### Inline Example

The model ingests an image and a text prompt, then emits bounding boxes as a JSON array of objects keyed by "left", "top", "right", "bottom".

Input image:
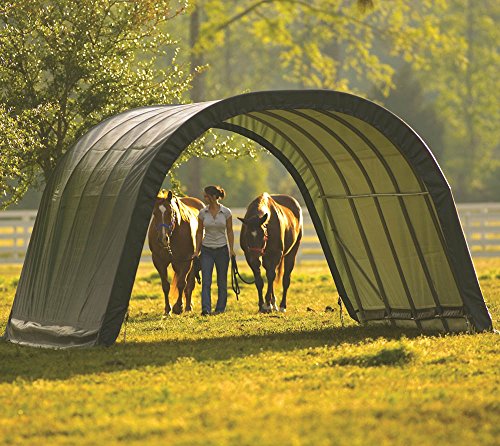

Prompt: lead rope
[
  {"left": 231, "top": 255, "right": 240, "bottom": 300},
  {"left": 231, "top": 255, "right": 255, "bottom": 300},
  {"left": 338, "top": 297, "right": 345, "bottom": 328}
]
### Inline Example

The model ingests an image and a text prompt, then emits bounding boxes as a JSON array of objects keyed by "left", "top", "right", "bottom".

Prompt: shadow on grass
[
  {"left": 325, "top": 346, "right": 414, "bottom": 368},
  {"left": 0, "top": 324, "right": 426, "bottom": 383}
]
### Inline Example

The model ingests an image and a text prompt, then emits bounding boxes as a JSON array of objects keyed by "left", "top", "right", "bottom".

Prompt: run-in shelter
[{"left": 4, "top": 90, "right": 493, "bottom": 348}]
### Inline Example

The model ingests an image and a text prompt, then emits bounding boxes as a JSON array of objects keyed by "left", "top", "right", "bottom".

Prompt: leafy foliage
[
  {"left": 179, "top": 0, "right": 498, "bottom": 201},
  {"left": 185, "top": 0, "right": 449, "bottom": 97},
  {"left": 413, "top": 0, "right": 500, "bottom": 200},
  {"left": 372, "top": 63, "right": 446, "bottom": 162},
  {"left": 0, "top": 107, "right": 42, "bottom": 207},
  {"left": 1, "top": 0, "right": 497, "bottom": 206},
  {"left": 0, "top": 0, "right": 192, "bottom": 208}
]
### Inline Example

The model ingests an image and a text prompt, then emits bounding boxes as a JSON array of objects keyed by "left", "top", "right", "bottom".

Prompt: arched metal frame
[{"left": 4, "top": 91, "right": 492, "bottom": 348}]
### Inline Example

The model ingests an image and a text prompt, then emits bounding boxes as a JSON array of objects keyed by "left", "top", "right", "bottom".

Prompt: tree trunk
[
  {"left": 186, "top": 5, "right": 205, "bottom": 197},
  {"left": 459, "top": 0, "right": 477, "bottom": 201},
  {"left": 225, "top": 26, "right": 233, "bottom": 92}
]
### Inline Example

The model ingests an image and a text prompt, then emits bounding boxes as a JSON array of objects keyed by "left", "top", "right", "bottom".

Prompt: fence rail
[
  {"left": 1, "top": 203, "right": 499, "bottom": 264},
  {"left": 457, "top": 203, "right": 500, "bottom": 257}
]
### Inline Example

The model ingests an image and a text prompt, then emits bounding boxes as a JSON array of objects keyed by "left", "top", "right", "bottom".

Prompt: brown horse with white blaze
[
  {"left": 238, "top": 193, "right": 303, "bottom": 312},
  {"left": 148, "top": 190, "right": 204, "bottom": 316}
]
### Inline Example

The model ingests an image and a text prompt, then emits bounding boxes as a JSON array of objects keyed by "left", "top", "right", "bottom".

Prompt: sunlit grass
[{"left": 0, "top": 259, "right": 499, "bottom": 446}]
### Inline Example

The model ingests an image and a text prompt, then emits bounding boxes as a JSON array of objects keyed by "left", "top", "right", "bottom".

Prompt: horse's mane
[
  {"left": 245, "top": 192, "right": 272, "bottom": 222},
  {"left": 175, "top": 198, "right": 198, "bottom": 222},
  {"left": 157, "top": 189, "right": 197, "bottom": 223}
]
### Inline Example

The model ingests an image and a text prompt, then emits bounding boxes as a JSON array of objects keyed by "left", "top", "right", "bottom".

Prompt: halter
[
  {"left": 156, "top": 221, "right": 175, "bottom": 237},
  {"left": 152, "top": 199, "right": 199, "bottom": 278},
  {"left": 247, "top": 226, "right": 269, "bottom": 256},
  {"left": 156, "top": 204, "right": 176, "bottom": 256}
]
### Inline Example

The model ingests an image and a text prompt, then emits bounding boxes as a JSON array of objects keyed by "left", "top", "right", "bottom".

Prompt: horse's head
[
  {"left": 238, "top": 213, "right": 269, "bottom": 257},
  {"left": 152, "top": 190, "right": 181, "bottom": 252}
]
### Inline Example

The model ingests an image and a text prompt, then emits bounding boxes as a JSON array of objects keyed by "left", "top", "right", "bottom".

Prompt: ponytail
[{"left": 204, "top": 185, "right": 225, "bottom": 200}]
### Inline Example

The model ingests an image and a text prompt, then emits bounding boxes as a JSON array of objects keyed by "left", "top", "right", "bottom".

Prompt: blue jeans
[{"left": 200, "top": 245, "right": 230, "bottom": 313}]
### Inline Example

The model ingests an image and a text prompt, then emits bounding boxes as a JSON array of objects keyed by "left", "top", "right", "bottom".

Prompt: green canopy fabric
[{"left": 4, "top": 90, "right": 492, "bottom": 348}]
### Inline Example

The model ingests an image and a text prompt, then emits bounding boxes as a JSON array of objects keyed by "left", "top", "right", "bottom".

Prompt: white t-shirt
[{"left": 198, "top": 205, "right": 232, "bottom": 248}]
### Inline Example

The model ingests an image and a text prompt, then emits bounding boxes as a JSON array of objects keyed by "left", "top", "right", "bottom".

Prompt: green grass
[{"left": 0, "top": 259, "right": 499, "bottom": 446}]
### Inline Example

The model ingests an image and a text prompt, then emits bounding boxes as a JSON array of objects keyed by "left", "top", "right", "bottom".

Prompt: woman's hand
[{"left": 229, "top": 248, "right": 235, "bottom": 257}]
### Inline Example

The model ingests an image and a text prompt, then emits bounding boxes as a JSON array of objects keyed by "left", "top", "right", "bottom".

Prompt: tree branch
[
  {"left": 210, "top": 0, "right": 274, "bottom": 34},
  {"left": 200, "top": 0, "right": 385, "bottom": 41}
]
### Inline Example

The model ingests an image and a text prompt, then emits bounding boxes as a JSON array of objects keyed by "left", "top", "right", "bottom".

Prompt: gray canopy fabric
[{"left": 4, "top": 90, "right": 492, "bottom": 348}]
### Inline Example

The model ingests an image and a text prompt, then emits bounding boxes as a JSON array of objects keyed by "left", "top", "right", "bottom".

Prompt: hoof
[
  {"left": 185, "top": 306, "right": 193, "bottom": 313},
  {"left": 162, "top": 311, "right": 171, "bottom": 319},
  {"left": 259, "top": 304, "right": 272, "bottom": 313},
  {"left": 172, "top": 304, "right": 183, "bottom": 315},
  {"left": 279, "top": 307, "right": 286, "bottom": 313}
]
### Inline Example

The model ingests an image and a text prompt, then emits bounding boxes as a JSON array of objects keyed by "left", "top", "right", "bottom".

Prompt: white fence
[
  {"left": 0, "top": 211, "right": 37, "bottom": 264},
  {"left": 457, "top": 203, "right": 500, "bottom": 258},
  {"left": 1, "top": 203, "right": 499, "bottom": 264}
]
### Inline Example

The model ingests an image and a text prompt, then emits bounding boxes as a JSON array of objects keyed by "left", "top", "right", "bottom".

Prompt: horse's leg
[
  {"left": 184, "top": 262, "right": 196, "bottom": 312},
  {"left": 268, "top": 267, "right": 278, "bottom": 312},
  {"left": 171, "top": 261, "right": 189, "bottom": 314},
  {"left": 270, "top": 288, "right": 277, "bottom": 311},
  {"left": 280, "top": 241, "right": 300, "bottom": 312},
  {"left": 246, "top": 254, "right": 265, "bottom": 311},
  {"left": 153, "top": 255, "right": 171, "bottom": 316},
  {"left": 262, "top": 255, "right": 281, "bottom": 312}
]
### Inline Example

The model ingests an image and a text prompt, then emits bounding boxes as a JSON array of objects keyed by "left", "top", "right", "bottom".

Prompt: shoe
[{"left": 201, "top": 311, "right": 211, "bottom": 316}]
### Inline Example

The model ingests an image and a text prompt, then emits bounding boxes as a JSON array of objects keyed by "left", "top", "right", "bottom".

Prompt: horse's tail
[
  {"left": 275, "top": 256, "right": 285, "bottom": 287},
  {"left": 169, "top": 271, "right": 179, "bottom": 298}
]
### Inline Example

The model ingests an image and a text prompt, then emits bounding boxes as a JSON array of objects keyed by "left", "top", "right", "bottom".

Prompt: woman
[{"left": 194, "top": 185, "right": 235, "bottom": 316}]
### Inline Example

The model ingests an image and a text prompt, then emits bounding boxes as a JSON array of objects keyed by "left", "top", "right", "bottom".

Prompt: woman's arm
[
  {"left": 226, "top": 216, "right": 235, "bottom": 257},
  {"left": 195, "top": 218, "right": 204, "bottom": 257}
]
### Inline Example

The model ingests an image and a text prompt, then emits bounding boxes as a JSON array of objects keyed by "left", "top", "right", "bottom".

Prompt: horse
[
  {"left": 148, "top": 189, "right": 204, "bottom": 316},
  {"left": 238, "top": 193, "right": 303, "bottom": 313}
]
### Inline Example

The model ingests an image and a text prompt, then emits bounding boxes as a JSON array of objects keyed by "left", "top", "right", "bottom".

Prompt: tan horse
[
  {"left": 238, "top": 193, "right": 303, "bottom": 312},
  {"left": 148, "top": 190, "right": 204, "bottom": 316}
]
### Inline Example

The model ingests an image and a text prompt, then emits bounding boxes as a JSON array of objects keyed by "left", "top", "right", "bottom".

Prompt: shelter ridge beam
[{"left": 320, "top": 192, "right": 430, "bottom": 199}]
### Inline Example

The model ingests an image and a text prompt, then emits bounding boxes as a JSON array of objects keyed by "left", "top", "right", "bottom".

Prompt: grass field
[{"left": 0, "top": 259, "right": 499, "bottom": 446}]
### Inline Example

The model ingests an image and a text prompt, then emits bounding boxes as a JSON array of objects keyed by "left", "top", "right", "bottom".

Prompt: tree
[
  {"left": 5, "top": 1, "right": 494, "bottom": 206},
  {"left": 174, "top": 139, "right": 302, "bottom": 207},
  {"left": 0, "top": 107, "right": 42, "bottom": 206},
  {"left": 168, "top": 0, "right": 460, "bottom": 197},
  {"left": 0, "top": 0, "right": 192, "bottom": 208},
  {"left": 372, "top": 63, "right": 446, "bottom": 162},
  {"left": 182, "top": 1, "right": 499, "bottom": 202},
  {"left": 184, "top": 0, "right": 451, "bottom": 97},
  {"left": 196, "top": 155, "right": 270, "bottom": 207},
  {"left": 172, "top": 0, "right": 383, "bottom": 194},
  {"left": 411, "top": 0, "right": 499, "bottom": 200}
]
